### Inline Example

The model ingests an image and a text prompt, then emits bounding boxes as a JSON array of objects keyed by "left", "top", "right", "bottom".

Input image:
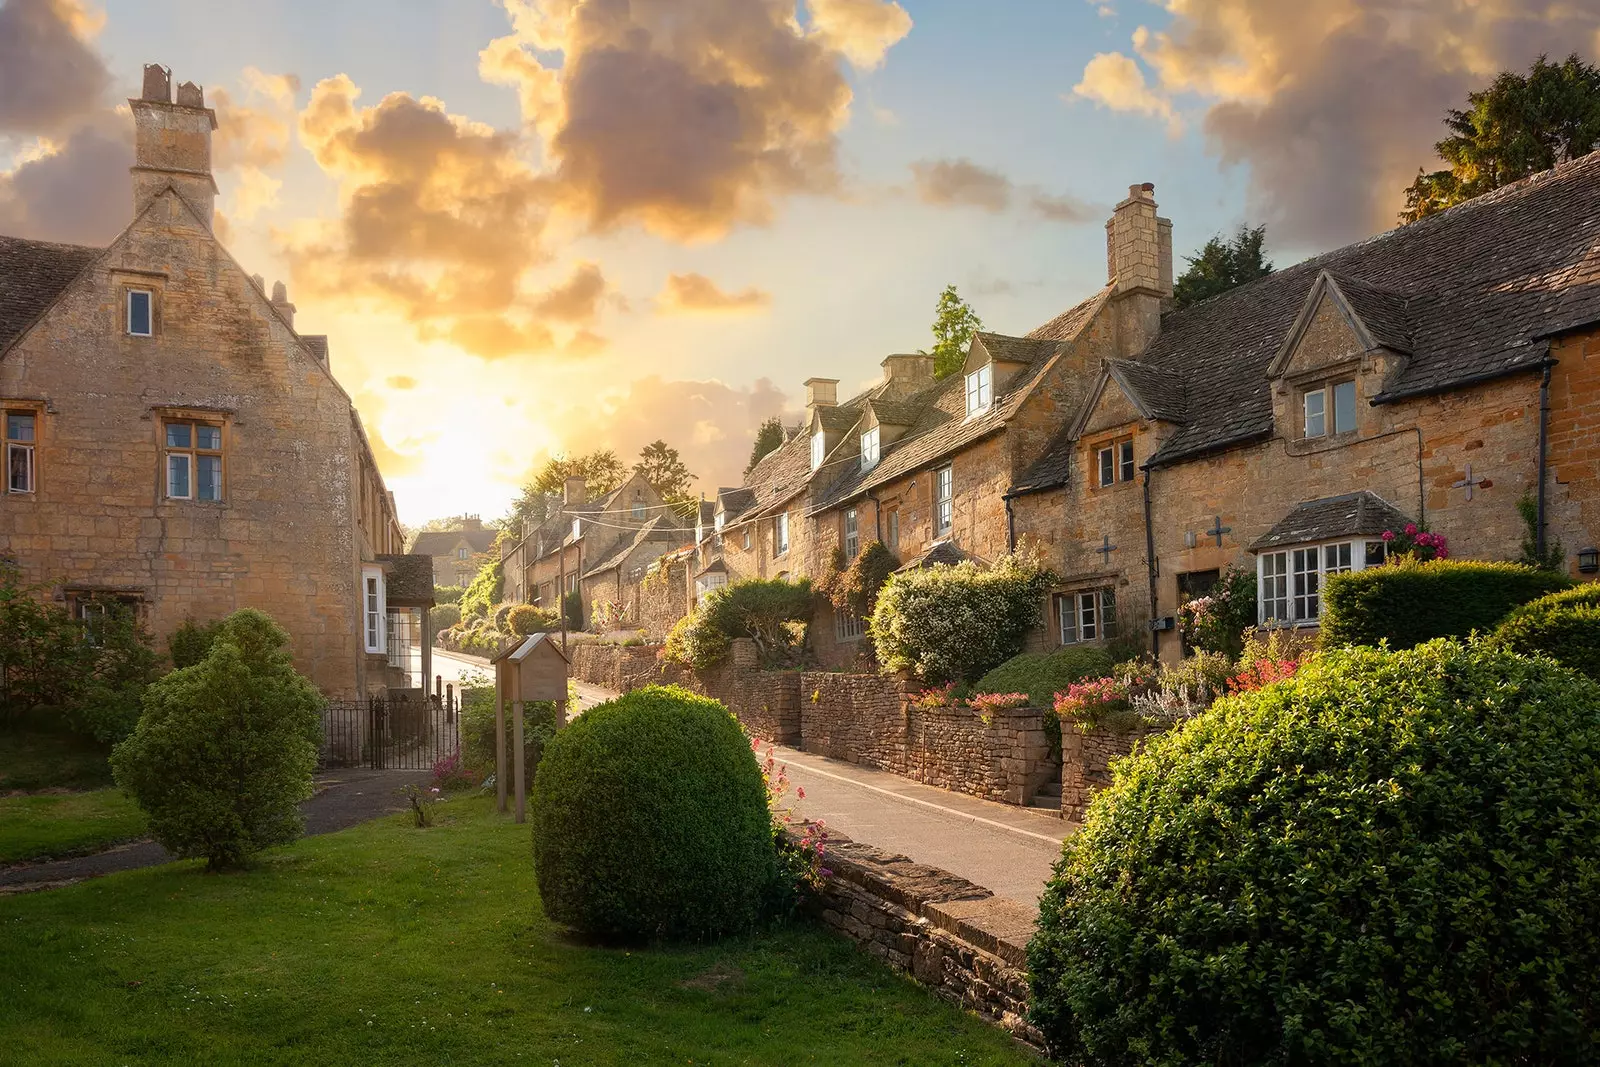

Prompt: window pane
[
  {"left": 6, "top": 413, "right": 34, "bottom": 442},
  {"left": 197, "top": 455, "right": 222, "bottom": 501},
  {"left": 128, "top": 290, "right": 152, "bottom": 335},
  {"left": 1365, "top": 541, "right": 1386, "bottom": 567},
  {"left": 1080, "top": 593, "right": 1098, "bottom": 641},
  {"left": 1292, "top": 547, "right": 1320, "bottom": 620},
  {"left": 165, "top": 422, "right": 191, "bottom": 448},
  {"left": 1260, "top": 552, "right": 1289, "bottom": 623},
  {"left": 1333, "top": 380, "right": 1357, "bottom": 433},
  {"left": 1304, "top": 390, "right": 1326, "bottom": 438},
  {"left": 887, "top": 511, "right": 899, "bottom": 547},
  {"left": 1119, "top": 440, "right": 1135, "bottom": 482},
  {"left": 1324, "top": 542, "right": 1352, "bottom": 574},
  {"left": 196, "top": 424, "right": 222, "bottom": 450},
  {"left": 1098, "top": 448, "right": 1114, "bottom": 486},
  {"left": 167, "top": 454, "right": 190, "bottom": 498},
  {"left": 1057, "top": 594, "right": 1077, "bottom": 644},
  {"left": 7, "top": 443, "right": 31, "bottom": 492}
]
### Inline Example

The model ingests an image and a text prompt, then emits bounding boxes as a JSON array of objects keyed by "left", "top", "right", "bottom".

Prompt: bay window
[{"left": 1257, "top": 539, "right": 1382, "bottom": 625}]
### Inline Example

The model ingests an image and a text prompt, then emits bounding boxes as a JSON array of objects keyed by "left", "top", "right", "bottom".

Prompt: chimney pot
[
  {"left": 563, "top": 476, "right": 587, "bottom": 506},
  {"left": 803, "top": 377, "right": 839, "bottom": 411},
  {"left": 251, "top": 274, "right": 265, "bottom": 291},
  {"left": 142, "top": 64, "right": 172, "bottom": 103},
  {"left": 271, "top": 280, "right": 287, "bottom": 303},
  {"left": 175, "top": 81, "right": 204, "bottom": 108}
]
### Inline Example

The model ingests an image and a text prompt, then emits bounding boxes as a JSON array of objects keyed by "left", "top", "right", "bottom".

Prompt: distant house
[
  {"left": 410, "top": 516, "right": 498, "bottom": 587},
  {"left": 0, "top": 64, "right": 432, "bottom": 699}
]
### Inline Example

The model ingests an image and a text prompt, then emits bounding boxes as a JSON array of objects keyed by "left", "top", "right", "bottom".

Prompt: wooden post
[
  {"left": 558, "top": 531, "right": 568, "bottom": 657},
  {"left": 513, "top": 699, "right": 527, "bottom": 824},
  {"left": 494, "top": 684, "right": 508, "bottom": 814}
]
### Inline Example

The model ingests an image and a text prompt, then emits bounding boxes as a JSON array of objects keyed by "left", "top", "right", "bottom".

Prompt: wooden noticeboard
[{"left": 489, "top": 633, "right": 570, "bottom": 823}]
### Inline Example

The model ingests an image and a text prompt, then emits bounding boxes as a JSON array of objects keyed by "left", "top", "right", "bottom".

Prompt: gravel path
[{"left": 0, "top": 768, "right": 428, "bottom": 893}]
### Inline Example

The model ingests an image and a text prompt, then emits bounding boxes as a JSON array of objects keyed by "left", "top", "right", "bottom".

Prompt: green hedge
[
  {"left": 662, "top": 578, "right": 813, "bottom": 670},
  {"left": 529, "top": 686, "right": 776, "bottom": 942},
  {"left": 1494, "top": 583, "right": 1600, "bottom": 681},
  {"left": 1320, "top": 558, "right": 1570, "bottom": 649},
  {"left": 1028, "top": 639, "right": 1600, "bottom": 1063},
  {"left": 973, "top": 647, "right": 1114, "bottom": 709}
]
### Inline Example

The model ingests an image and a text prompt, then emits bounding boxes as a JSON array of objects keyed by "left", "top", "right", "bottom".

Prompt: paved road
[{"left": 0, "top": 768, "right": 429, "bottom": 893}]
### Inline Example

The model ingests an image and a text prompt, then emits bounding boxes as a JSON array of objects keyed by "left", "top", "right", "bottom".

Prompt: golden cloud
[
  {"left": 910, "top": 158, "right": 1098, "bottom": 222},
  {"left": 807, "top": 0, "right": 914, "bottom": 70},
  {"left": 1074, "top": 0, "right": 1600, "bottom": 244},
  {"left": 656, "top": 272, "right": 773, "bottom": 315},
  {"left": 0, "top": 0, "right": 109, "bottom": 136}
]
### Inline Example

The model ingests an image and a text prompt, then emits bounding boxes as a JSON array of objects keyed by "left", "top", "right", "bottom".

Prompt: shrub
[
  {"left": 1493, "top": 583, "right": 1600, "bottom": 681},
  {"left": 1028, "top": 640, "right": 1600, "bottom": 1064},
  {"left": 67, "top": 599, "right": 162, "bottom": 744},
  {"left": 506, "top": 604, "right": 559, "bottom": 636},
  {"left": 871, "top": 551, "right": 1057, "bottom": 683},
  {"left": 1516, "top": 493, "right": 1565, "bottom": 571},
  {"left": 493, "top": 603, "right": 515, "bottom": 632},
  {"left": 530, "top": 686, "right": 777, "bottom": 942},
  {"left": 460, "top": 557, "right": 504, "bottom": 620},
  {"left": 1321, "top": 558, "right": 1570, "bottom": 649},
  {"left": 110, "top": 609, "right": 324, "bottom": 870},
  {"left": 822, "top": 541, "right": 900, "bottom": 618},
  {"left": 434, "top": 584, "right": 466, "bottom": 605},
  {"left": 429, "top": 603, "right": 461, "bottom": 632},
  {"left": 974, "top": 647, "right": 1114, "bottom": 709},
  {"left": 662, "top": 578, "right": 814, "bottom": 670},
  {"left": 1178, "top": 564, "right": 1257, "bottom": 659},
  {"left": 168, "top": 617, "right": 223, "bottom": 669},
  {"left": 458, "top": 681, "right": 562, "bottom": 786},
  {"left": 562, "top": 590, "right": 584, "bottom": 632}
]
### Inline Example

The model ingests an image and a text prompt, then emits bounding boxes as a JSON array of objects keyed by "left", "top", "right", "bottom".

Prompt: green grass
[
  {"left": 0, "top": 723, "right": 115, "bottom": 792},
  {"left": 0, "top": 788, "right": 148, "bottom": 863},
  {"left": 0, "top": 796, "right": 1039, "bottom": 1066}
]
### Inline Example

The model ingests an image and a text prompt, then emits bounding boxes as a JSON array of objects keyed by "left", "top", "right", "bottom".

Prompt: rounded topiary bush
[
  {"left": 1493, "top": 583, "right": 1600, "bottom": 681},
  {"left": 1028, "top": 640, "right": 1600, "bottom": 1065},
  {"left": 506, "top": 604, "right": 558, "bottom": 637},
  {"left": 530, "top": 685, "right": 776, "bottom": 942}
]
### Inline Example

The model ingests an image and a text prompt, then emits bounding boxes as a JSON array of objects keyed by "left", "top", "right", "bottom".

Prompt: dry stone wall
[{"left": 1060, "top": 720, "right": 1163, "bottom": 822}]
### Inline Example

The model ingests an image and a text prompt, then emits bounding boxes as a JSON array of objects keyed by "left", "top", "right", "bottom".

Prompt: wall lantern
[{"left": 1579, "top": 547, "right": 1599, "bottom": 575}]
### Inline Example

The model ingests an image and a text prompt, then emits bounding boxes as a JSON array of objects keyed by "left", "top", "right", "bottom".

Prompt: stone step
[{"left": 1029, "top": 792, "right": 1061, "bottom": 811}]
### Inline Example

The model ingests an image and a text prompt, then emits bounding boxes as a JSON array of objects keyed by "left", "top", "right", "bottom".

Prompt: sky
[{"left": 3, "top": 0, "right": 1597, "bottom": 527}]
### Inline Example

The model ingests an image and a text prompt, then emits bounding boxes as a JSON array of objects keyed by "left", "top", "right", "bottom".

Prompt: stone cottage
[
  {"left": 410, "top": 515, "right": 498, "bottom": 587},
  {"left": 0, "top": 64, "right": 431, "bottom": 700}
]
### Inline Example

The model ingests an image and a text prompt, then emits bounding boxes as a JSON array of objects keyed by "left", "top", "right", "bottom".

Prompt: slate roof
[
  {"left": 814, "top": 404, "right": 863, "bottom": 434},
  {"left": 411, "top": 526, "right": 498, "bottom": 556},
  {"left": 376, "top": 553, "right": 437, "bottom": 606},
  {"left": 865, "top": 398, "right": 922, "bottom": 426},
  {"left": 895, "top": 539, "right": 968, "bottom": 571},
  {"left": 1107, "top": 359, "right": 1187, "bottom": 422},
  {"left": 0, "top": 235, "right": 101, "bottom": 351},
  {"left": 717, "top": 486, "right": 755, "bottom": 519},
  {"left": 582, "top": 517, "right": 683, "bottom": 578},
  {"left": 1250, "top": 492, "right": 1413, "bottom": 550},
  {"left": 1134, "top": 150, "right": 1600, "bottom": 466},
  {"left": 809, "top": 285, "right": 1114, "bottom": 513},
  {"left": 975, "top": 332, "right": 1059, "bottom": 366}
]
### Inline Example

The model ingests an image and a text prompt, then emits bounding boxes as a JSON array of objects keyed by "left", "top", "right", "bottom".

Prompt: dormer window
[
  {"left": 1303, "top": 380, "right": 1357, "bottom": 439},
  {"left": 127, "top": 289, "right": 154, "bottom": 337},
  {"left": 965, "top": 365, "right": 992, "bottom": 416},
  {"left": 1095, "top": 437, "right": 1135, "bottom": 488},
  {"left": 810, "top": 429, "right": 825, "bottom": 471},
  {"left": 860, "top": 427, "right": 879, "bottom": 471},
  {"left": 571, "top": 518, "right": 582, "bottom": 540}
]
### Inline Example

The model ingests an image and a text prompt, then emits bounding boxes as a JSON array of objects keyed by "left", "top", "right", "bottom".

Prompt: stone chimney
[
  {"left": 270, "top": 281, "right": 296, "bottom": 329},
  {"left": 1105, "top": 182, "right": 1173, "bottom": 357},
  {"left": 563, "top": 476, "right": 587, "bottom": 506},
  {"left": 879, "top": 354, "right": 935, "bottom": 400},
  {"left": 130, "top": 64, "right": 218, "bottom": 228},
  {"left": 462, "top": 514, "right": 482, "bottom": 530},
  {"left": 804, "top": 377, "right": 839, "bottom": 420}
]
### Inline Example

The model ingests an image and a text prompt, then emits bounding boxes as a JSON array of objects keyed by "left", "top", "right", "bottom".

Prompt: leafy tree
[
  {"left": 1400, "top": 54, "right": 1600, "bottom": 223},
  {"left": 1172, "top": 224, "right": 1274, "bottom": 309},
  {"left": 922, "top": 284, "right": 983, "bottom": 380},
  {"left": 502, "top": 451, "right": 627, "bottom": 535},
  {"left": 111, "top": 609, "right": 324, "bottom": 871},
  {"left": 746, "top": 416, "right": 785, "bottom": 474},
  {"left": 633, "top": 439, "right": 696, "bottom": 515}
]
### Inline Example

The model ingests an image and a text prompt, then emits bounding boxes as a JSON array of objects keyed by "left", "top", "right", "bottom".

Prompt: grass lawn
[
  {"left": 0, "top": 788, "right": 148, "bottom": 863},
  {"left": 0, "top": 723, "right": 115, "bottom": 792},
  {"left": 0, "top": 795, "right": 1041, "bottom": 1066}
]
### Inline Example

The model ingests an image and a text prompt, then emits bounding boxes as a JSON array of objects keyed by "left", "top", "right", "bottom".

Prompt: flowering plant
[
  {"left": 910, "top": 683, "right": 960, "bottom": 709},
  {"left": 968, "top": 691, "right": 1029, "bottom": 724},
  {"left": 1226, "top": 657, "right": 1300, "bottom": 693},
  {"left": 1381, "top": 523, "right": 1449, "bottom": 562},
  {"left": 754, "top": 738, "right": 829, "bottom": 896},
  {"left": 430, "top": 751, "right": 477, "bottom": 791},
  {"left": 1177, "top": 565, "right": 1258, "bottom": 659}
]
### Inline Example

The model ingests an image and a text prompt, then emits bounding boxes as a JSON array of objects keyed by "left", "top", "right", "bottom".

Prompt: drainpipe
[
  {"left": 1538, "top": 362, "right": 1552, "bottom": 557},
  {"left": 1142, "top": 467, "right": 1160, "bottom": 660},
  {"left": 866, "top": 489, "right": 883, "bottom": 542},
  {"left": 1004, "top": 494, "right": 1017, "bottom": 553}
]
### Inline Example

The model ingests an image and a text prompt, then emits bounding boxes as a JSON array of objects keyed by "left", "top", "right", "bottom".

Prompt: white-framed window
[
  {"left": 571, "top": 518, "right": 582, "bottom": 540},
  {"left": 715, "top": 510, "right": 725, "bottom": 533},
  {"left": 127, "top": 289, "right": 154, "bottom": 337},
  {"left": 631, "top": 496, "right": 646, "bottom": 520},
  {"left": 1056, "top": 589, "right": 1116, "bottom": 645},
  {"left": 742, "top": 528, "right": 751, "bottom": 551},
  {"left": 164, "top": 419, "right": 224, "bottom": 501},
  {"left": 860, "top": 427, "right": 880, "bottom": 471},
  {"left": 965, "top": 364, "right": 993, "bottom": 416},
  {"left": 1257, "top": 538, "right": 1382, "bottom": 625},
  {"left": 934, "top": 465, "right": 953, "bottom": 535},
  {"left": 836, "top": 610, "right": 865, "bottom": 642},
  {"left": 887, "top": 509, "right": 899, "bottom": 548},
  {"left": 695, "top": 571, "right": 728, "bottom": 599},
  {"left": 811, "top": 429, "right": 825, "bottom": 471},
  {"left": 6, "top": 410, "right": 35, "bottom": 494},
  {"left": 1119, "top": 439, "right": 1135, "bottom": 482},
  {"left": 1303, "top": 380, "right": 1357, "bottom": 439},
  {"left": 774, "top": 511, "right": 790, "bottom": 555},
  {"left": 457, "top": 547, "right": 470, "bottom": 560},
  {"left": 844, "top": 507, "right": 859, "bottom": 560},
  {"left": 1096, "top": 436, "right": 1135, "bottom": 488},
  {"left": 362, "top": 565, "right": 386, "bottom": 653}
]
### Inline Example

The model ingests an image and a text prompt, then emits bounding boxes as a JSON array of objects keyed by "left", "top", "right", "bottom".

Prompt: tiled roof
[
  {"left": 866, "top": 398, "right": 921, "bottom": 426},
  {"left": 895, "top": 539, "right": 968, "bottom": 571},
  {"left": 1107, "top": 359, "right": 1187, "bottom": 422},
  {"left": 717, "top": 486, "right": 755, "bottom": 521},
  {"left": 411, "top": 527, "right": 498, "bottom": 556},
  {"left": 1140, "top": 150, "right": 1600, "bottom": 466},
  {"left": 0, "top": 235, "right": 100, "bottom": 351},
  {"left": 810, "top": 286, "right": 1115, "bottom": 513},
  {"left": 1250, "top": 492, "right": 1413, "bottom": 550},
  {"left": 815, "top": 404, "right": 863, "bottom": 433},
  {"left": 376, "top": 553, "right": 436, "bottom": 606},
  {"left": 975, "top": 332, "right": 1059, "bottom": 366},
  {"left": 582, "top": 517, "right": 683, "bottom": 578}
]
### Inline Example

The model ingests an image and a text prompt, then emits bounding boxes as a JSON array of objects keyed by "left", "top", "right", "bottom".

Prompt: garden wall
[
  {"left": 1060, "top": 721, "right": 1164, "bottom": 822},
  {"left": 802, "top": 829, "right": 1041, "bottom": 1047}
]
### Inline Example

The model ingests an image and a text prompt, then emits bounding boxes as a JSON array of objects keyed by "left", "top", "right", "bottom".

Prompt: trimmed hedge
[
  {"left": 1320, "top": 558, "right": 1570, "bottom": 648},
  {"left": 1028, "top": 640, "right": 1600, "bottom": 1063},
  {"left": 1494, "top": 583, "right": 1600, "bottom": 681},
  {"left": 529, "top": 686, "right": 777, "bottom": 943},
  {"left": 973, "top": 647, "right": 1115, "bottom": 709}
]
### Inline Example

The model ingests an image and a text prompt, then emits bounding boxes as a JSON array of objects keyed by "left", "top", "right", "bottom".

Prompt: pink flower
[
  {"left": 1436, "top": 548, "right": 1449, "bottom": 559},
  {"left": 1382, "top": 530, "right": 1395, "bottom": 542},
  {"left": 1404, "top": 523, "right": 1418, "bottom": 536},
  {"left": 796, "top": 786, "right": 806, "bottom": 800}
]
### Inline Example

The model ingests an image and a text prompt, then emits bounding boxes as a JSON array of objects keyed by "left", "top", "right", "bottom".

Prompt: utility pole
[{"left": 557, "top": 509, "right": 568, "bottom": 657}]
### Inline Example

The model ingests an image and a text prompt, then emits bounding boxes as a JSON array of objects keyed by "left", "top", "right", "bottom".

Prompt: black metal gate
[{"left": 321, "top": 689, "right": 461, "bottom": 771}]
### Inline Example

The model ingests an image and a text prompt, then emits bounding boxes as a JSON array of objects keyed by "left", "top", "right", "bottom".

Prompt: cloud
[
  {"left": 656, "top": 272, "right": 773, "bottom": 315},
  {"left": 0, "top": 0, "right": 109, "bottom": 136},
  {"left": 386, "top": 375, "right": 418, "bottom": 390},
  {"left": 0, "top": 117, "right": 131, "bottom": 243},
  {"left": 530, "top": 262, "right": 612, "bottom": 322},
  {"left": 480, "top": 0, "right": 913, "bottom": 240},
  {"left": 1073, "top": 1, "right": 1600, "bottom": 245},
  {"left": 910, "top": 157, "right": 1099, "bottom": 222},
  {"left": 1071, "top": 51, "right": 1178, "bottom": 131}
]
